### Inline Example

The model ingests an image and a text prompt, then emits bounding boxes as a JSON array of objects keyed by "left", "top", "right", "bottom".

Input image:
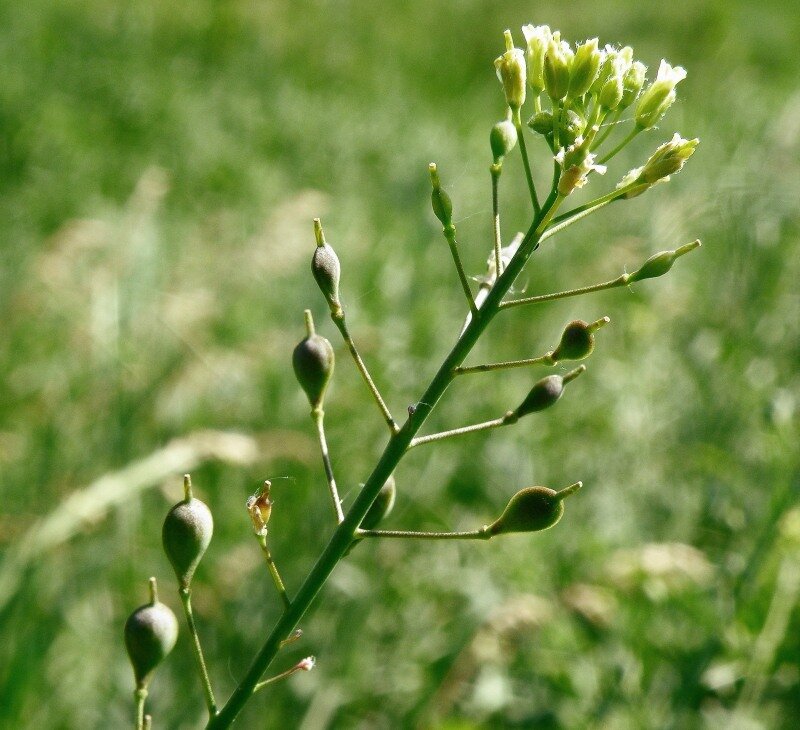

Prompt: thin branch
[
  {"left": 454, "top": 352, "right": 554, "bottom": 375},
  {"left": 501, "top": 274, "right": 630, "bottom": 309},
  {"left": 442, "top": 224, "right": 479, "bottom": 317},
  {"left": 256, "top": 534, "right": 291, "bottom": 610},
  {"left": 409, "top": 411, "right": 518, "bottom": 449},
  {"left": 515, "top": 114, "right": 540, "bottom": 214},
  {"left": 357, "top": 527, "right": 491, "bottom": 541},
  {"left": 312, "top": 409, "right": 345, "bottom": 523},
  {"left": 179, "top": 588, "right": 217, "bottom": 717},
  {"left": 491, "top": 164, "right": 503, "bottom": 276}
]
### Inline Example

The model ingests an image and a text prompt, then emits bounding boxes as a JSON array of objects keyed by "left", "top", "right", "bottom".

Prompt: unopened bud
[
  {"left": 552, "top": 317, "right": 610, "bottom": 362},
  {"left": 292, "top": 310, "right": 335, "bottom": 410},
  {"left": 521, "top": 24, "right": 551, "bottom": 94},
  {"left": 635, "top": 60, "right": 686, "bottom": 129},
  {"left": 620, "top": 61, "right": 647, "bottom": 109},
  {"left": 494, "top": 30, "right": 527, "bottom": 110},
  {"left": 428, "top": 163, "right": 453, "bottom": 227},
  {"left": 162, "top": 475, "right": 214, "bottom": 590},
  {"left": 528, "top": 110, "right": 554, "bottom": 135},
  {"left": 515, "top": 365, "right": 586, "bottom": 417},
  {"left": 543, "top": 32, "right": 572, "bottom": 101},
  {"left": 639, "top": 133, "right": 699, "bottom": 183},
  {"left": 490, "top": 118, "right": 518, "bottom": 163},
  {"left": 567, "top": 38, "right": 602, "bottom": 100},
  {"left": 488, "top": 482, "right": 582, "bottom": 535},
  {"left": 311, "top": 219, "right": 342, "bottom": 316}
]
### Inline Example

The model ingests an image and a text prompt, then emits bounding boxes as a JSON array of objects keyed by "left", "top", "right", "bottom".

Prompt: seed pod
[
  {"left": 528, "top": 110, "right": 554, "bottom": 135},
  {"left": 360, "top": 475, "right": 397, "bottom": 530},
  {"left": 552, "top": 317, "right": 609, "bottom": 362},
  {"left": 488, "top": 482, "right": 582, "bottom": 536},
  {"left": 162, "top": 475, "right": 213, "bottom": 589},
  {"left": 629, "top": 250, "right": 676, "bottom": 282},
  {"left": 515, "top": 365, "right": 585, "bottom": 417},
  {"left": 124, "top": 578, "right": 179, "bottom": 690},
  {"left": 428, "top": 163, "right": 453, "bottom": 227},
  {"left": 292, "top": 310, "right": 334, "bottom": 410},
  {"left": 311, "top": 219, "right": 342, "bottom": 315},
  {"left": 490, "top": 119, "right": 518, "bottom": 163}
]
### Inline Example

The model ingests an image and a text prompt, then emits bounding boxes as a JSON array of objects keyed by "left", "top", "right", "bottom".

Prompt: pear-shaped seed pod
[
  {"left": 528, "top": 110, "right": 554, "bottom": 135},
  {"left": 360, "top": 475, "right": 396, "bottom": 530},
  {"left": 292, "top": 310, "right": 334, "bottom": 410},
  {"left": 515, "top": 366, "right": 586, "bottom": 417},
  {"left": 488, "top": 482, "right": 582, "bottom": 536},
  {"left": 552, "top": 317, "right": 609, "bottom": 362},
  {"left": 162, "top": 475, "right": 213, "bottom": 589},
  {"left": 428, "top": 163, "right": 453, "bottom": 227},
  {"left": 629, "top": 250, "right": 676, "bottom": 282},
  {"left": 490, "top": 119, "right": 518, "bottom": 162},
  {"left": 311, "top": 219, "right": 342, "bottom": 314},
  {"left": 124, "top": 578, "right": 179, "bottom": 690}
]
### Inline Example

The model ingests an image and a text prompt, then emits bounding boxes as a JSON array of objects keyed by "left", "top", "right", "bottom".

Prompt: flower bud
[
  {"left": 292, "top": 310, "right": 334, "bottom": 410},
  {"left": 560, "top": 109, "right": 587, "bottom": 147},
  {"left": 620, "top": 61, "right": 647, "bottom": 109},
  {"left": 521, "top": 24, "right": 551, "bottom": 94},
  {"left": 494, "top": 30, "right": 526, "bottom": 110},
  {"left": 514, "top": 365, "right": 586, "bottom": 418},
  {"left": 490, "top": 118, "right": 518, "bottom": 163},
  {"left": 638, "top": 133, "right": 699, "bottom": 183},
  {"left": 555, "top": 132, "right": 606, "bottom": 196},
  {"left": 635, "top": 60, "right": 686, "bottom": 129},
  {"left": 567, "top": 38, "right": 602, "bottom": 100},
  {"left": 528, "top": 110, "right": 554, "bottom": 135},
  {"left": 162, "top": 475, "right": 214, "bottom": 590},
  {"left": 552, "top": 317, "right": 610, "bottom": 362},
  {"left": 360, "top": 475, "right": 396, "bottom": 530},
  {"left": 311, "top": 219, "right": 342, "bottom": 317},
  {"left": 124, "top": 578, "right": 179, "bottom": 690},
  {"left": 543, "top": 32, "right": 572, "bottom": 101},
  {"left": 488, "top": 482, "right": 582, "bottom": 535},
  {"left": 428, "top": 163, "right": 453, "bottom": 227}
]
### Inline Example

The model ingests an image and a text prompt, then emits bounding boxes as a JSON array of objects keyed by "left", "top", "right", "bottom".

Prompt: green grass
[{"left": 1, "top": 0, "right": 799, "bottom": 727}]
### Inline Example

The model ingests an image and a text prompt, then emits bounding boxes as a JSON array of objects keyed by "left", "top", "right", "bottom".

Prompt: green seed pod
[
  {"left": 629, "top": 250, "right": 676, "bottom": 282},
  {"left": 428, "top": 163, "right": 452, "bottom": 227},
  {"left": 162, "top": 475, "right": 213, "bottom": 589},
  {"left": 292, "top": 310, "right": 334, "bottom": 410},
  {"left": 552, "top": 317, "right": 609, "bottom": 362},
  {"left": 488, "top": 482, "right": 582, "bottom": 535},
  {"left": 515, "top": 365, "right": 586, "bottom": 418},
  {"left": 490, "top": 119, "right": 518, "bottom": 163},
  {"left": 124, "top": 578, "right": 178, "bottom": 690},
  {"left": 360, "top": 475, "right": 396, "bottom": 530},
  {"left": 528, "top": 110, "right": 554, "bottom": 136},
  {"left": 311, "top": 219, "right": 342, "bottom": 315}
]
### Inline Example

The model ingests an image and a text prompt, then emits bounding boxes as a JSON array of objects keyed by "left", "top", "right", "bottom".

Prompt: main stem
[{"left": 206, "top": 193, "right": 556, "bottom": 730}]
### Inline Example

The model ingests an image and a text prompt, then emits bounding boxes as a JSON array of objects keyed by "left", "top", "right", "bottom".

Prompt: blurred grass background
[{"left": 1, "top": 0, "right": 799, "bottom": 727}]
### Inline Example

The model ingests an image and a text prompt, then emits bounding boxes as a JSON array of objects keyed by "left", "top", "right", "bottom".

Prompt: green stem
[
  {"left": 454, "top": 352, "right": 554, "bottom": 375},
  {"left": 252, "top": 658, "right": 315, "bottom": 693},
  {"left": 442, "top": 224, "right": 478, "bottom": 317},
  {"left": 491, "top": 164, "right": 503, "bottom": 276},
  {"left": 331, "top": 311, "right": 399, "bottom": 434},
  {"left": 502, "top": 273, "right": 630, "bottom": 309},
  {"left": 357, "top": 527, "right": 491, "bottom": 540},
  {"left": 206, "top": 186, "right": 559, "bottom": 730},
  {"left": 598, "top": 126, "right": 640, "bottom": 165},
  {"left": 409, "top": 411, "right": 518, "bottom": 449},
  {"left": 592, "top": 107, "right": 623, "bottom": 150},
  {"left": 312, "top": 408, "right": 344, "bottom": 523},
  {"left": 256, "top": 533, "right": 291, "bottom": 610},
  {"left": 514, "top": 111, "right": 540, "bottom": 215},
  {"left": 179, "top": 588, "right": 218, "bottom": 718},
  {"left": 134, "top": 688, "right": 147, "bottom": 730}
]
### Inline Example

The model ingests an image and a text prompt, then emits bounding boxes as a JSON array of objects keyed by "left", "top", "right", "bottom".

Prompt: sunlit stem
[
  {"left": 491, "top": 163, "right": 504, "bottom": 276},
  {"left": 598, "top": 126, "right": 641, "bottom": 165},
  {"left": 539, "top": 183, "right": 643, "bottom": 244},
  {"left": 311, "top": 408, "right": 344, "bottom": 523},
  {"left": 179, "top": 588, "right": 217, "bottom": 717},
  {"left": 442, "top": 224, "right": 478, "bottom": 317},
  {"left": 455, "top": 352, "right": 555, "bottom": 375},
  {"left": 514, "top": 108, "right": 540, "bottom": 215},
  {"left": 143, "top": 715, "right": 152, "bottom": 730},
  {"left": 409, "top": 411, "right": 518, "bottom": 449},
  {"left": 256, "top": 533, "right": 291, "bottom": 610},
  {"left": 134, "top": 689, "right": 147, "bottom": 730},
  {"left": 357, "top": 526, "right": 492, "bottom": 540},
  {"left": 535, "top": 194, "right": 566, "bottom": 235},
  {"left": 252, "top": 657, "right": 316, "bottom": 694},
  {"left": 331, "top": 310, "right": 399, "bottom": 433},
  {"left": 592, "top": 106, "right": 623, "bottom": 150}
]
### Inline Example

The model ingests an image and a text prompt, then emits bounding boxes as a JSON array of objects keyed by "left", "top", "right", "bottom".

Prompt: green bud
[
  {"left": 428, "top": 163, "right": 453, "bottom": 227},
  {"left": 639, "top": 133, "right": 699, "bottom": 183},
  {"left": 635, "top": 60, "right": 686, "bottom": 129},
  {"left": 552, "top": 317, "right": 610, "bottom": 362},
  {"left": 528, "top": 110, "right": 554, "bottom": 135},
  {"left": 292, "top": 310, "right": 334, "bottom": 410},
  {"left": 488, "top": 482, "right": 582, "bottom": 535},
  {"left": 567, "top": 38, "right": 601, "bottom": 100},
  {"left": 628, "top": 240, "right": 701, "bottom": 282},
  {"left": 494, "top": 30, "right": 527, "bottom": 110},
  {"left": 311, "top": 219, "right": 342, "bottom": 316},
  {"left": 543, "top": 32, "right": 572, "bottom": 101},
  {"left": 124, "top": 577, "right": 179, "bottom": 690},
  {"left": 360, "top": 475, "right": 396, "bottom": 530},
  {"left": 515, "top": 365, "right": 586, "bottom": 417},
  {"left": 555, "top": 131, "right": 605, "bottom": 196},
  {"left": 620, "top": 61, "right": 647, "bottom": 109},
  {"left": 521, "top": 24, "right": 552, "bottom": 94},
  {"left": 490, "top": 119, "right": 518, "bottom": 163},
  {"left": 560, "top": 109, "right": 587, "bottom": 147},
  {"left": 162, "top": 475, "right": 213, "bottom": 590}
]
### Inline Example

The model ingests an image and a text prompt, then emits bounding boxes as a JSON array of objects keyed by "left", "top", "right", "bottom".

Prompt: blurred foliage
[{"left": 1, "top": 0, "right": 799, "bottom": 728}]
